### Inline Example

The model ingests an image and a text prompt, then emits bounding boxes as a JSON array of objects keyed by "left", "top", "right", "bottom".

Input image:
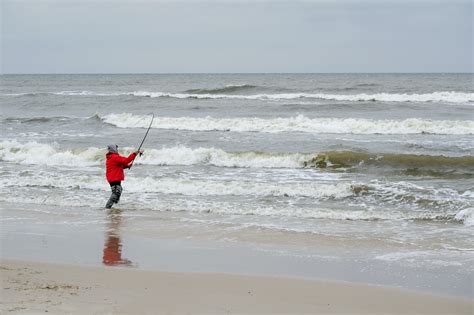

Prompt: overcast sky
[{"left": 2, "top": 0, "right": 472, "bottom": 74}]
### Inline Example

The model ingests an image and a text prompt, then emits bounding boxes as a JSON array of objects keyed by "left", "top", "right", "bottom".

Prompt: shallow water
[{"left": 1, "top": 203, "right": 472, "bottom": 298}]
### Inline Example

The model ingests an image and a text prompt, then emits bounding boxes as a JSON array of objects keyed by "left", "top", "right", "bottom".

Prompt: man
[{"left": 105, "top": 144, "right": 142, "bottom": 209}]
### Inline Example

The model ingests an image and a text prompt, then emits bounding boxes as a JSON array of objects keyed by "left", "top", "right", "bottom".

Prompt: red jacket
[{"left": 106, "top": 152, "right": 137, "bottom": 183}]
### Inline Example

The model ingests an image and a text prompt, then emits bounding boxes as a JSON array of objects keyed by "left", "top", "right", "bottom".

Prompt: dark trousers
[{"left": 106, "top": 181, "right": 122, "bottom": 208}]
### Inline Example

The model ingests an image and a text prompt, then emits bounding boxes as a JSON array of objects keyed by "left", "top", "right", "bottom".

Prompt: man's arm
[{"left": 115, "top": 152, "right": 138, "bottom": 167}]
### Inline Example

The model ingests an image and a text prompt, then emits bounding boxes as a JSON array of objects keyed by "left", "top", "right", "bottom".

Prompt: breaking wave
[
  {"left": 454, "top": 208, "right": 474, "bottom": 226},
  {"left": 1, "top": 140, "right": 473, "bottom": 172},
  {"left": 0, "top": 140, "right": 310, "bottom": 168},
  {"left": 0, "top": 140, "right": 102, "bottom": 167},
  {"left": 362, "top": 180, "right": 471, "bottom": 211},
  {"left": 138, "top": 146, "right": 312, "bottom": 168},
  {"left": 305, "top": 151, "right": 474, "bottom": 170},
  {"left": 54, "top": 91, "right": 124, "bottom": 96},
  {"left": 101, "top": 113, "right": 474, "bottom": 135},
  {"left": 3, "top": 90, "right": 473, "bottom": 103},
  {"left": 128, "top": 91, "right": 474, "bottom": 103}
]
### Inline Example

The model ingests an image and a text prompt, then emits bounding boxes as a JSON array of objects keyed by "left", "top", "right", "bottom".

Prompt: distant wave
[
  {"left": 3, "top": 90, "right": 473, "bottom": 103},
  {"left": 3, "top": 116, "right": 74, "bottom": 124},
  {"left": 128, "top": 91, "right": 474, "bottom": 103},
  {"left": 2, "top": 114, "right": 104, "bottom": 126},
  {"left": 2, "top": 91, "right": 122, "bottom": 97},
  {"left": 86, "top": 112, "right": 103, "bottom": 121},
  {"left": 4, "top": 112, "right": 474, "bottom": 135},
  {"left": 101, "top": 113, "right": 474, "bottom": 135},
  {"left": 2, "top": 92, "right": 51, "bottom": 97},
  {"left": 353, "top": 83, "right": 381, "bottom": 87},
  {"left": 184, "top": 84, "right": 258, "bottom": 94},
  {"left": 55, "top": 91, "right": 124, "bottom": 96}
]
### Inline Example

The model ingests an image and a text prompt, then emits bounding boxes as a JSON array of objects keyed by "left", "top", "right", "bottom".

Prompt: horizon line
[{"left": 2, "top": 72, "right": 473, "bottom": 75}]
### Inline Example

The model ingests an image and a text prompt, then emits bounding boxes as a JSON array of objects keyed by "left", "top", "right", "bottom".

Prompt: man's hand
[{"left": 135, "top": 150, "right": 143, "bottom": 156}]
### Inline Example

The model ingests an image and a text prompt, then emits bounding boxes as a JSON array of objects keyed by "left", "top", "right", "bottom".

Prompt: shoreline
[
  {"left": 1, "top": 203, "right": 473, "bottom": 299},
  {"left": 2, "top": 259, "right": 472, "bottom": 314}
]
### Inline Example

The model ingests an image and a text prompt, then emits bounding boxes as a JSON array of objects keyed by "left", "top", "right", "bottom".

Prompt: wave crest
[
  {"left": 3, "top": 116, "right": 72, "bottom": 124},
  {"left": 0, "top": 140, "right": 102, "bottom": 167},
  {"left": 128, "top": 91, "right": 474, "bottom": 103},
  {"left": 185, "top": 84, "right": 258, "bottom": 94},
  {"left": 101, "top": 113, "right": 474, "bottom": 135},
  {"left": 454, "top": 208, "right": 474, "bottom": 226},
  {"left": 2, "top": 141, "right": 473, "bottom": 173},
  {"left": 3, "top": 90, "right": 473, "bottom": 103},
  {"left": 0, "top": 140, "right": 312, "bottom": 168},
  {"left": 305, "top": 151, "right": 474, "bottom": 170}
]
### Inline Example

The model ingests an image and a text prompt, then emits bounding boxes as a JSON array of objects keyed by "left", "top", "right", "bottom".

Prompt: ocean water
[{"left": 1, "top": 74, "right": 473, "bottom": 294}]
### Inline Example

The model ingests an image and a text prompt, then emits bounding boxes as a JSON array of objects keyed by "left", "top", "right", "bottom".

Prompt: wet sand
[
  {"left": 1, "top": 259, "right": 472, "bottom": 314},
  {"left": 1, "top": 203, "right": 473, "bottom": 300}
]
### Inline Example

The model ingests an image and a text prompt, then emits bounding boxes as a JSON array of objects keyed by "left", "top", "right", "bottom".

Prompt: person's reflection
[{"left": 103, "top": 208, "right": 132, "bottom": 266}]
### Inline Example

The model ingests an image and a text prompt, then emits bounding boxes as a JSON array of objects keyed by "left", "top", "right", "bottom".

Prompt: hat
[{"left": 107, "top": 144, "right": 118, "bottom": 153}]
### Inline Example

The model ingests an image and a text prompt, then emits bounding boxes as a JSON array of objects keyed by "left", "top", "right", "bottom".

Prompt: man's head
[{"left": 107, "top": 144, "right": 118, "bottom": 153}]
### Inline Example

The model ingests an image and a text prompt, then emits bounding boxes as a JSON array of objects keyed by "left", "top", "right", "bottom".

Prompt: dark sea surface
[{"left": 1, "top": 74, "right": 473, "bottom": 296}]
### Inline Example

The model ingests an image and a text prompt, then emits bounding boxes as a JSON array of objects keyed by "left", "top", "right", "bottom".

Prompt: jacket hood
[{"left": 107, "top": 144, "right": 118, "bottom": 153}]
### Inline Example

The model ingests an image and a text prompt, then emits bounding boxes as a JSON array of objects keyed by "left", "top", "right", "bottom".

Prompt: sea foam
[
  {"left": 101, "top": 113, "right": 474, "bottom": 135},
  {"left": 0, "top": 141, "right": 310, "bottom": 168},
  {"left": 2, "top": 140, "right": 473, "bottom": 170},
  {"left": 139, "top": 146, "right": 311, "bottom": 168},
  {"left": 0, "top": 174, "right": 354, "bottom": 199},
  {"left": 0, "top": 140, "right": 101, "bottom": 167},
  {"left": 0, "top": 173, "right": 466, "bottom": 222}
]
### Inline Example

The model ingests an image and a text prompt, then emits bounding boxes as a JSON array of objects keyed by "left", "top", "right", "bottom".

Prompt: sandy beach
[{"left": 1, "top": 259, "right": 471, "bottom": 314}]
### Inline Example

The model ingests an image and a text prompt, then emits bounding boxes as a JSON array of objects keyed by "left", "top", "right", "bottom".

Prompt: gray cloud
[{"left": 2, "top": 0, "right": 472, "bottom": 73}]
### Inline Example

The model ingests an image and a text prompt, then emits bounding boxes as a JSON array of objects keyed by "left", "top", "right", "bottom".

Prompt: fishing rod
[{"left": 129, "top": 113, "right": 154, "bottom": 169}]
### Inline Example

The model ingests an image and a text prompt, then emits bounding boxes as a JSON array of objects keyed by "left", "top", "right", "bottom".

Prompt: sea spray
[
  {"left": 0, "top": 140, "right": 101, "bottom": 167},
  {"left": 454, "top": 208, "right": 474, "bottom": 226}
]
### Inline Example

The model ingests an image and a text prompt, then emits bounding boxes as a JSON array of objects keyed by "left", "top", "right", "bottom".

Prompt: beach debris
[{"left": 41, "top": 284, "right": 79, "bottom": 291}]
